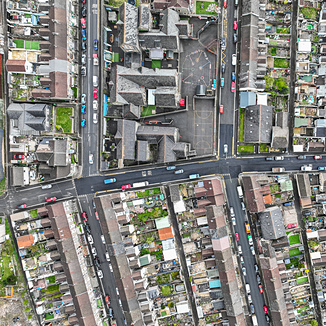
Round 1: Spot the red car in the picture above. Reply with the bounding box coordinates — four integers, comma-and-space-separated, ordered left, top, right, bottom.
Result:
82, 212, 88, 222
14, 154, 25, 159
223, 0, 227, 7
288, 223, 297, 229
258, 284, 263, 293
219, 105, 224, 114
233, 20, 238, 30
81, 0, 86, 3
263, 305, 268, 314
81, 18, 86, 29
95, 211, 99, 220
231, 82, 235, 92
121, 184, 131, 189
235, 233, 239, 241
180, 98, 185, 107
46, 197, 57, 203
93, 88, 98, 99
16, 204, 26, 209
105, 295, 110, 305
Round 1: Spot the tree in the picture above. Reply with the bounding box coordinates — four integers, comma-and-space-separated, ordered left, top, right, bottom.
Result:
310, 320, 318, 326
30, 244, 39, 254
298, 263, 305, 269
275, 78, 286, 90
264, 75, 274, 90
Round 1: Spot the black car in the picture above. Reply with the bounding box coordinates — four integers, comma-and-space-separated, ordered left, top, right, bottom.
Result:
221, 64, 225, 74
82, 6, 87, 17
94, 257, 101, 268
84, 224, 91, 233
82, 41, 87, 51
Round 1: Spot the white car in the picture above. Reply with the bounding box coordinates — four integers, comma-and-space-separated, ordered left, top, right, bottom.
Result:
81, 54, 86, 65
232, 217, 236, 226
101, 235, 105, 244
250, 245, 255, 256
105, 252, 110, 261
109, 264, 113, 272
97, 270, 103, 279
93, 100, 98, 110
248, 294, 252, 302
91, 247, 97, 256
242, 267, 246, 276
87, 234, 94, 245
89, 154, 94, 164
81, 94, 86, 104
93, 113, 98, 124
224, 144, 228, 154
41, 184, 52, 190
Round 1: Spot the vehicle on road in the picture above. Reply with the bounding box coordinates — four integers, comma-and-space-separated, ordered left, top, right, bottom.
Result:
224, 144, 228, 153
81, 104, 86, 113
266, 157, 274, 161
242, 267, 246, 276
166, 166, 176, 170
230, 207, 235, 217
97, 270, 103, 279
232, 217, 236, 226
212, 79, 216, 90
318, 166, 326, 171
189, 174, 199, 179
14, 154, 25, 159
87, 234, 93, 244
82, 41, 87, 51
298, 155, 306, 159
233, 20, 238, 30
81, 54, 86, 65
248, 235, 253, 245
235, 233, 239, 241
258, 284, 263, 293
221, 77, 224, 88
231, 72, 235, 81
248, 294, 252, 302
232, 54, 236, 65
252, 314, 258, 326
106, 252, 110, 261
133, 181, 149, 188
121, 184, 131, 189
46, 197, 56, 202
246, 283, 251, 294
233, 33, 237, 43
93, 76, 98, 87
250, 303, 255, 314
81, 94, 86, 103
81, 18, 86, 29
93, 53, 99, 65
256, 274, 261, 283
41, 184, 52, 190
93, 100, 98, 110
221, 64, 225, 73
231, 81, 235, 92
238, 245, 242, 254
250, 245, 255, 255
81, 66, 86, 76
94, 39, 98, 50
105, 295, 110, 305
89, 154, 94, 164
81, 119, 86, 127
82, 6, 87, 16
275, 156, 284, 160
93, 113, 98, 124
237, 185, 243, 198
81, 29, 86, 41
110, 34, 114, 43
101, 235, 105, 244
223, 0, 227, 7
314, 155, 322, 160
221, 37, 226, 51
301, 164, 312, 171
104, 178, 117, 184
241, 202, 245, 210
263, 305, 268, 314
93, 88, 98, 99
245, 222, 250, 234
175, 169, 184, 174
91, 247, 97, 256
109, 264, 113, 272
265, 315, 270, 323
219, 104, 224, 114
82, 212, 87, 221
16, 204, 26, 209
84, 224, 91, 233
180, 98, 185, 106
95, 211, 99, 220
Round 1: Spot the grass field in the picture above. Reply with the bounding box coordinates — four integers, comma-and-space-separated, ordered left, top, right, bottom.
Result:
196, 1, 218, 14
289, 234, 301, 245
238, 108, 244, 142
152, 60, 161, 69
113, 52, 119, 62
30, 209, 38, 218
238, 145, 255, 154
161, 285, 172, 296
56, 107, 73, 133
297, 276, 308, 284
289, 248, 301, 257
141, 105, 156, 117
274, 58, 289, 68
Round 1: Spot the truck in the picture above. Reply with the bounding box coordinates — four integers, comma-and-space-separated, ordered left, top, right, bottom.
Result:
93, 53, 99, 65
132, 181, 149, 188
104, 178, 116, 184
252, 314, 258, 326
301, 164, 312, 171
189, 174, 200, 179
237, 186, 243, 198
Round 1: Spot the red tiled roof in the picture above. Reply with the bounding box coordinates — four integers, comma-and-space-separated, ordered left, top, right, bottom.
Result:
158, 226, 173, 240
17, 234, 34, 248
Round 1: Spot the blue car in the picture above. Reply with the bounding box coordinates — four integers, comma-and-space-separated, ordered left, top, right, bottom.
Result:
318, 166, 326, 171
221, 77, 224, 88
81, 105, 86, 114
94, 39, 98, 50
82, 29, 87, 41
166, 166, 176, 170
231, 72, 235, 81
81, 119, 86, 127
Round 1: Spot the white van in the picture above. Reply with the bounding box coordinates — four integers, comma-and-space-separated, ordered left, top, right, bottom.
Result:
232, 54, 237, 66
93, 76, 98, 87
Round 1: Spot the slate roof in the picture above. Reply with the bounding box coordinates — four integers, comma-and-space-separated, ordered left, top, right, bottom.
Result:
123, 103, 141, 119
244, 105, 273, 143
296, 173, 311, 198
271, 126, 289, 149
115, 120, 138, 160
138, 4, 151, 32
161, 8, 180, 35
154, 87, 177, 107
258, 206, 286, 240
12, 166, 24, 186
137, 125, 178, 142
35, 139, 68, 167
136, 140, 149, 162
139, 32, 179, 50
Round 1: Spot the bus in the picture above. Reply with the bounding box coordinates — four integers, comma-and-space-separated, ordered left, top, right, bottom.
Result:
133, 181, 149, 188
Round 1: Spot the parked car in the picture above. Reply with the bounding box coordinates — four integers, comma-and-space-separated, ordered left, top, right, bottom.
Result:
92, 247, 97, 256
275, 156, 284, 160
81, 104, 86, 113
14, 154, 25, 159
93, 113, 98, 124
81, 18, 86, 29
265, 315, 270, 322
95, 211, 99, 220
231, 81, 235, 92
263, 305, 268, 314
231, 72, 235, 81
166, 166, 176, 170
82, 212, 87, 221
250, 304, 255, 314
81, 0, 86, 3
288, 223, 297, 228
242, 267, 246, 276
221, 77, 225, 88
174, 169, 184, 174
97, 270, 103, 279
219, 104, 224, 114
258, 284, 263, 293
265, 157, 274, 161
232, 217, 236, 226
105, 295, 110, 305
235, 233, 239, 241
81, 29, 87, 41
82, 6, 87, 16
298, 155, 306, 160
106, 252, 110, 261
94, 39, 98, 50
250, 245, 255, 255
221, 64, 225, 74
256, 274, 261, 283
248, 294, 252, 302
81, 119, 86, 127
101, 235, 105, 244
93, 100, 98, 110
94, 257, 100, 268
314, 155, 322, 160
87, 234, 93, 244
81, 53, 86, 65
233, 33, 237, 43
81, 66, 86, 76
84, 224, 91, 233
110, 34, 114, 43
81, 93, 86, 103
224, 144, 228, 153
93, 88, 98, 99
41, 184, 52, 190
89, 154, 94, 164
223, 0, 227, 7
46, 197, 56, 202
233, 20, 238, 30
318, 166, 326, 171
121, 184, 131, 189
254, 264, 259, 273
16, 204, 26, 209
180, 98, 185, 107
82, 41, 87, 50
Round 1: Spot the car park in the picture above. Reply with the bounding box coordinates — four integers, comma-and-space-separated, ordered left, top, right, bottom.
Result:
16, 204, 26, 209
46, 197, 56, 202
81, 18, 86, 29
219, 104, 224, 114
166, 166, 176, 170
81, 119, 86, 127
94, 39, 98, 50
14, 154, 25, 159
81, 94, 86, 103
231, 72, 235, 81
263, 305, 268, 314
121, 184, 131, 189
231, 81, 235, 92
93, 88, 98, 99
89, 154, 94, 164
87, 234, 93, 244
258, 284, 263, 293
81, 105, 86, 113
97, 270, 103, 279
174, 169, 184, 174
82, 6, 87, 16
235, 233, 239, 241
314, 155, 322, 160
81, 54, 86, 65
233, 20, 238, 30
82, 212, 87, 221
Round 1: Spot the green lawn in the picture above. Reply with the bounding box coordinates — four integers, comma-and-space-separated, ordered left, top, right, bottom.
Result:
300, 7, 319, 20
297, 276, 308, 284
238, 108, 245, 142
274, 58, 289, 68
161, 311, 167, 316
2, 256, 12, 280
259, 144, 269, 153
289, 248, 302, 257
31, 41, 39, 50
25, 41, 31, 49
270, 184, 279, 193
30, 209, 38, 218
113, 52, 119, 62
289, 234, 301, 245
13, 40, 24, 48
56, 107, 73, 133
152, 60, 161, 69
47, 275, 55, 284
238, 145, 254, 154
141, 105, 156, 117
45, 313, 54, 320
269, 40, 278, 46
268, 47, 277, 56
42, 284, 59, 294
161, 285, 172, 296
277, 27, 290, 34
196, 1, 218, 15
0, 178, 6, 193
71, 87, 78, 98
